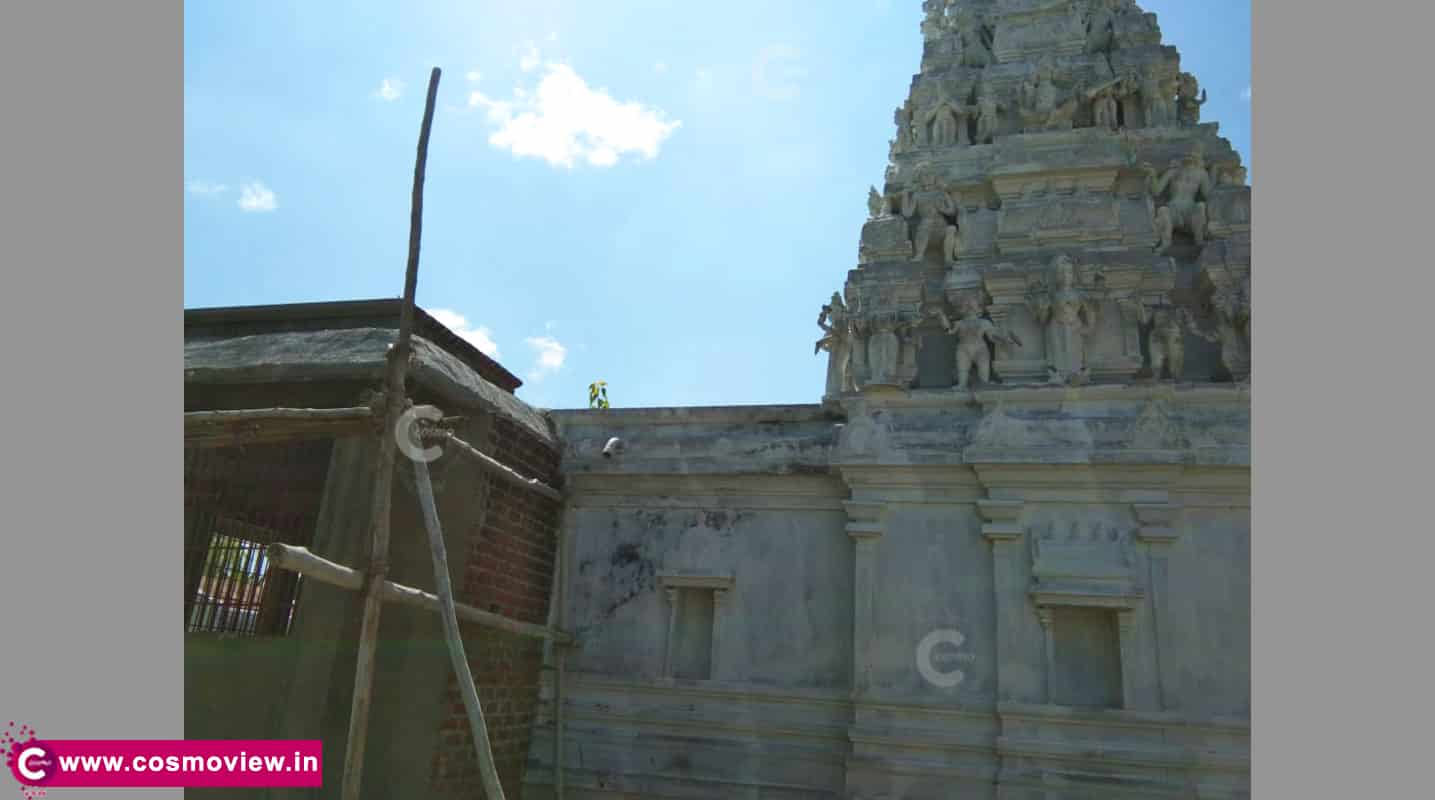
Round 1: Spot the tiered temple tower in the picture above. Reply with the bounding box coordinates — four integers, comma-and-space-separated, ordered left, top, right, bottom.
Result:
818, 0, 1250, 398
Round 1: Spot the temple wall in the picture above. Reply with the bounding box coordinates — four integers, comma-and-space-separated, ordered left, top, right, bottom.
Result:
524, 390, 1249, 799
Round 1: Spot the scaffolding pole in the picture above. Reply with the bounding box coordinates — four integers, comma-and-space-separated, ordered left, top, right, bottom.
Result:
340, 65, 441, 800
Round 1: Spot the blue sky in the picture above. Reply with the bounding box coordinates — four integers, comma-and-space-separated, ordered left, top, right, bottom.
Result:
184, 0, 1250, 411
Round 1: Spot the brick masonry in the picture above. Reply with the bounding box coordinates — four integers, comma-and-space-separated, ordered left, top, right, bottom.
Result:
430, 416, 563, 798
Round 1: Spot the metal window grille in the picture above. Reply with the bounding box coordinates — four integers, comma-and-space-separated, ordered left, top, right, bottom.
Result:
184, 439, 333, 636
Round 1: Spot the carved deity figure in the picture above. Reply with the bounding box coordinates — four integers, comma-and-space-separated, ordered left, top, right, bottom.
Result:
901, 166, 960, 263
1143, 147, 1213, 253
864, 311, 917, 387
931, 293, 1022, 390
1027, 254, 1106, 385
923, 85, 970, 147
1078, 0, 1119, 54
953, 10, 996, 68
867, 186, 889, 219
1140, 70, 1175, 127
1175, 72, 1208, 127
1020, 61, 1078, 131
1127, 301, 1192, 380
1189, 278, 1251, 381
815, 292, 854, 396
1085, 76, 1124, 131
973, 83, 1006, 144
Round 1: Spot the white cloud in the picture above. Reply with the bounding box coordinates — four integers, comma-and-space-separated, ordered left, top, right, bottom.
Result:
237, 181, 277, 212
467, 63, 680, 169
1240, 86, 1251, 101
654, 61, 668, 74
524, 335, 567, 382
429, 309, 501, 358
374, 78, 405, 102
466, 71, 482, 82
186, 180, 228, 195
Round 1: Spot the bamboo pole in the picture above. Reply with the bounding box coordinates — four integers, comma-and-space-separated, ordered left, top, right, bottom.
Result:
265, 543, 574, 645
428, 430, 565, 503
413, 458, 507, 800
340, 65, 442, 800
553, 525, 568, 799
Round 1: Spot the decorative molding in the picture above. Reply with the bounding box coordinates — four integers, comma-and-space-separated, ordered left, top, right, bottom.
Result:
844, 499, 887, 541
978, 499, 1025, 541
657, 573, 736, 592
1029, 587, 1144, 610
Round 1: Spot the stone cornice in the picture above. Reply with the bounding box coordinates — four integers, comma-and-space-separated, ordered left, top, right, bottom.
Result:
657, 573, 735, 592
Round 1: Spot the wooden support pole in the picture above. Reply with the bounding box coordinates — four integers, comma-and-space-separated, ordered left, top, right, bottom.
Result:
341, 65, 441, 800
429, 430, 565, 503
413, 458, 507, 800
553, 525, 568, 799
266, 544, 574, 645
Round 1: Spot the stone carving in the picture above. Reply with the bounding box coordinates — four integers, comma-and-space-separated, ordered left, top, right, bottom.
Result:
815, 292, 854, 397
1131, 395, 1187, 450
1026, 254, 1107, 385
930, 292, 1023, 390
1138, 69, 1175, 128
1143, 146, 1213, 253
1216, 162, 1249, 186
863, 311, 918, 387
836, 410, 894, 457
901, 165, 961, 263
1078, 0, 1119, 54
970, 399, 1096, 451
893, 100, 918, 153
1084, 74, 1127, 131
922, 84, 970, 147
1019, 60, 1079, 131
973, 81, 1007, 144
1031, 520, 1137, 575
921, 0, 948, 42
1176, 72, 1207, 127
867, 186, 889, 219
1190, 275, 1251, 381
953, 9, 996, 68
1126, 301, 1193, 380
849, 313, 871, 387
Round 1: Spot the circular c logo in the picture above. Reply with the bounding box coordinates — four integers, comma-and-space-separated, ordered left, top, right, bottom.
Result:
395, 405, 444, 463
14, 743, 57, 785
916, 628, 968, 689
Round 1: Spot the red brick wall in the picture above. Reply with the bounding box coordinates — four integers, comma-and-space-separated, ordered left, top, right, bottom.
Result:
431, 416, 563, 798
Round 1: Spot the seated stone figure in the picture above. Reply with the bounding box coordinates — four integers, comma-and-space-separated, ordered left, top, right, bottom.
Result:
901, 166, 960, 263
1143, 147, 1213, 253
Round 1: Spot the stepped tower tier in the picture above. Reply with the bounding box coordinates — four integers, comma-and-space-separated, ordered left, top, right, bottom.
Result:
826, 0, 1249, 399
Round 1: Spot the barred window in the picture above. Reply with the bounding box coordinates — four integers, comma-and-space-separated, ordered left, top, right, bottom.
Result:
184, 439, 332, 637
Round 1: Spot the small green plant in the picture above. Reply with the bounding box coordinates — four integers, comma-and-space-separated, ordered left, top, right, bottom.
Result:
588, 381, 610, 409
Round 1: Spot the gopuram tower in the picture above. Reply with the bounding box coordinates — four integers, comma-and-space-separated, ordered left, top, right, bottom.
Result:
819, 0, 1250, 398
811, 2, 1252, 797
